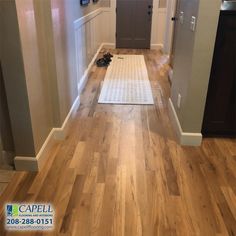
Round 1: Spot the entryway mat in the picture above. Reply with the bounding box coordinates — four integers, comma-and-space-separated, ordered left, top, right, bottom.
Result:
98, 55, 154, 105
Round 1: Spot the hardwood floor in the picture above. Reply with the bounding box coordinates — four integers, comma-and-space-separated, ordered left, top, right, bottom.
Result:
0, 49, 236, 236
0, 170, 14, 195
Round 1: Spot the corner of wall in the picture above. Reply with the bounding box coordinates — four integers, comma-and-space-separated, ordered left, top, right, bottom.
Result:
14, 95, 81, 171
168, 98, 202, 146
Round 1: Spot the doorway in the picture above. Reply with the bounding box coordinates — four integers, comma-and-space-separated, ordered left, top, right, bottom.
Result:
116, 0, 154, 49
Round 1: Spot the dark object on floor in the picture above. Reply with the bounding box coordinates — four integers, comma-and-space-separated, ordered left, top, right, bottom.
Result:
96, 58, 109, 67
96, 52, 113, 67
103, 52, 113, 64
104, 52, 113, 59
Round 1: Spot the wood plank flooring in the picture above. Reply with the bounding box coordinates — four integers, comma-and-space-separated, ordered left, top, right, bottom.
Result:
0, 49, 236, 236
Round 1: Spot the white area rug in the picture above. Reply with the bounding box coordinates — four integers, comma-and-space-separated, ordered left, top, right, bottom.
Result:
98, 55, 154, 105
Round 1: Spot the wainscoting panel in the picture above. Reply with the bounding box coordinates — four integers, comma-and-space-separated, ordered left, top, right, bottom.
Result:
74, 9, 103, 93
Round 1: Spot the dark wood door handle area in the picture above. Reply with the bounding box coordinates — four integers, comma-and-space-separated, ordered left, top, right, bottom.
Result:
148, 11, 152, 15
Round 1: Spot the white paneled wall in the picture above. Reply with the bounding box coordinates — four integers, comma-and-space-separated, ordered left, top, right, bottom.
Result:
74, 9, 104, 94
74, 5, 166, 95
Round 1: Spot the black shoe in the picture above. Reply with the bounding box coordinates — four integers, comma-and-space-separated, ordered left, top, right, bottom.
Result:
96, 58, 109, 67
103, 57, 112, 64
103, 52, 113, 59
105, 52, 113, 58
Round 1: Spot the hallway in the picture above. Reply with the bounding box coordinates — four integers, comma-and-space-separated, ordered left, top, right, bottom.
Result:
0, 49, 236, 236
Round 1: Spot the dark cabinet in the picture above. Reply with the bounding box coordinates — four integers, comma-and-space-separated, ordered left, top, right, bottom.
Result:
202, 3, 236, 136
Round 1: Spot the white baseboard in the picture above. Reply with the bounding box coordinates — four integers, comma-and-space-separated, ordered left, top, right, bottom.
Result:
102, 43, 115, 49
77, 42, 116, 95
53, 96, 80, 140
77, 43, 104, 94
168, 98, 202, 146
14, 128, 56, 171
14, 96, 81, 172
151, 44, 163, 50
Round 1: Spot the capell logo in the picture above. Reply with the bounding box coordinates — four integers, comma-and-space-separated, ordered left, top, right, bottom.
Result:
6, 205, 12, 217
6, 204, 19, 217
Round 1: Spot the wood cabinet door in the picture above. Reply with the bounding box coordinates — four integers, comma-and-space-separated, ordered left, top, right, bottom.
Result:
202, 12, 236, 136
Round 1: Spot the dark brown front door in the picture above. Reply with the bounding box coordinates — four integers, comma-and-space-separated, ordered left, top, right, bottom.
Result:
116, 0, 153, 49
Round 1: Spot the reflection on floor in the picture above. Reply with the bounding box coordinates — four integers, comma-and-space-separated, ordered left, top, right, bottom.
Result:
0, 49, 236, 236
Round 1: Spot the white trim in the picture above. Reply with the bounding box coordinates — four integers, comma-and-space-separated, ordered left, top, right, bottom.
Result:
77, 43, 104, 94
76, 42, 116, 96
76, 42, 115, 96
168, 98, 202, 146
14, 156, 39, 172
151, 44, 163, 50
53, 96, 80, 140
151, 4, 167, 49
14, 96, 81, 171
151, 0, 159, 46
102, 43, 115, 49
157, 8, 168, 13
74, 8, 103, 29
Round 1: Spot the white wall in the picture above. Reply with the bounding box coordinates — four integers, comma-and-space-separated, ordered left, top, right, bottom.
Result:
151, 1, 167, 50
